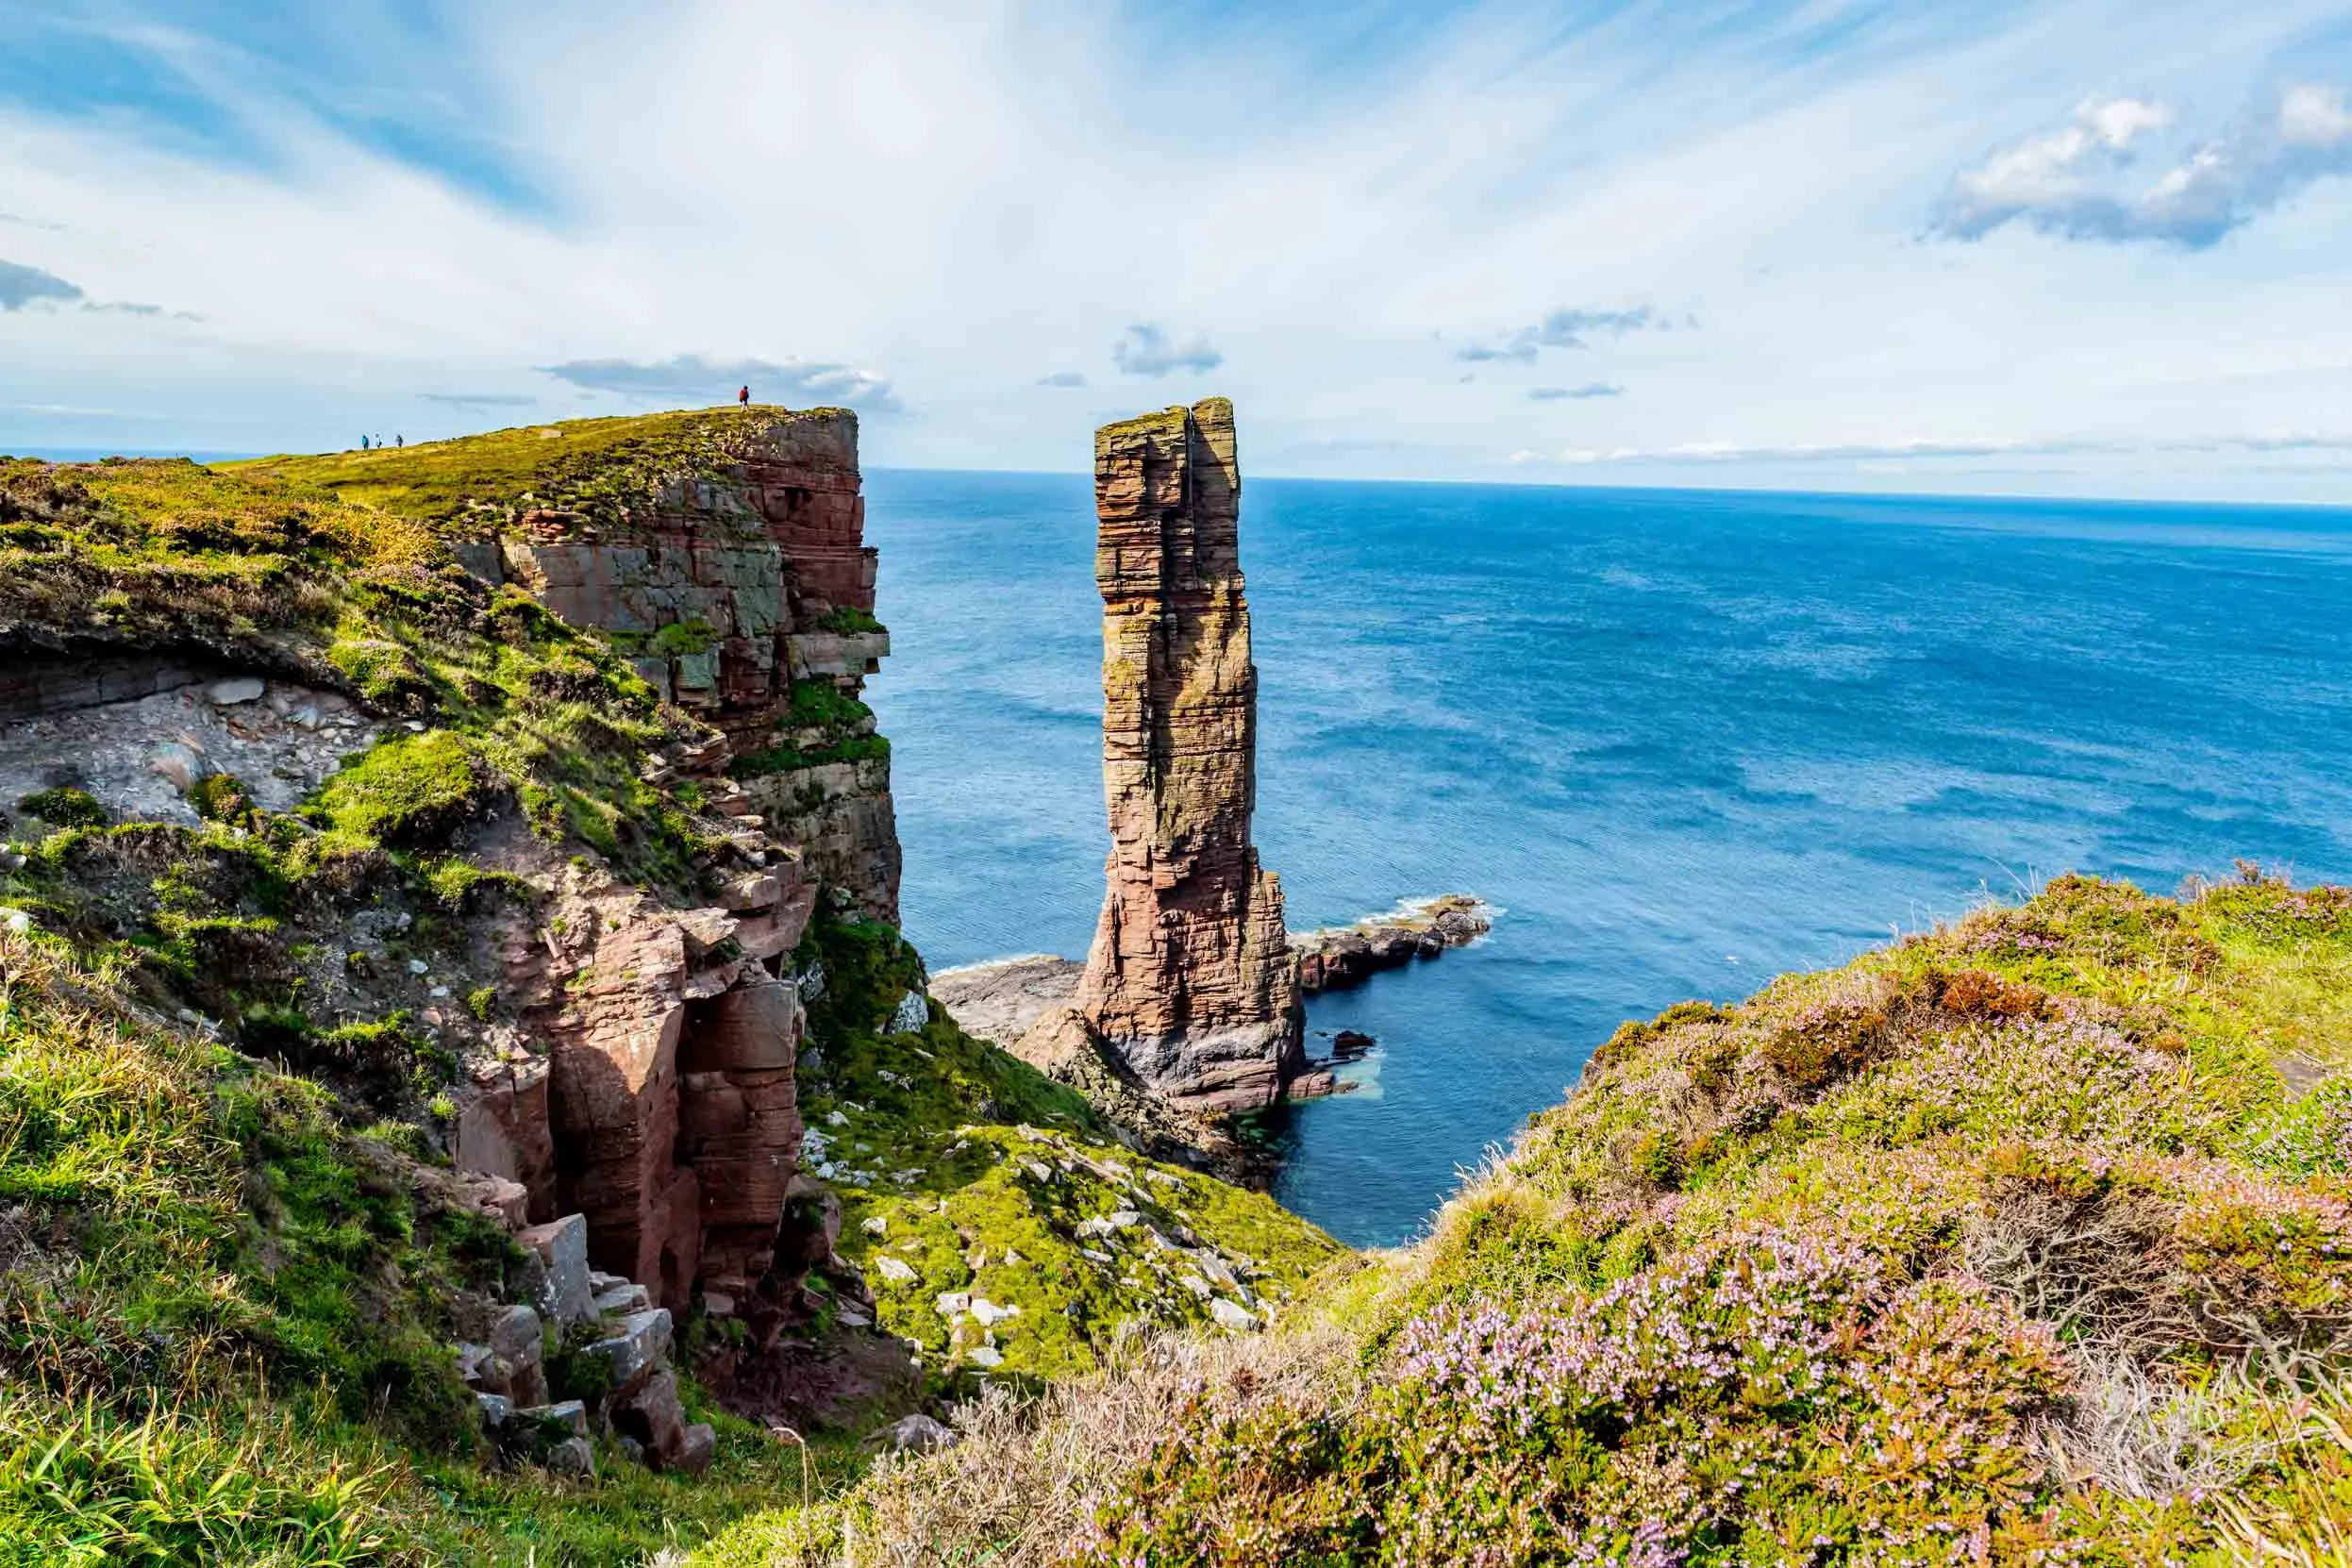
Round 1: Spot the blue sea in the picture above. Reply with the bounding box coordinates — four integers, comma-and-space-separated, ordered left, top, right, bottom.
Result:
860, 471, 2352, 1248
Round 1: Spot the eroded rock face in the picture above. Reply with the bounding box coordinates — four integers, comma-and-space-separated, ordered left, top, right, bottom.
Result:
500, 866, 817, 1313
464, 411, 898, 921
0, 656, 384, 828
428, 412, 910, 1329
1073, 399, 1303, 1111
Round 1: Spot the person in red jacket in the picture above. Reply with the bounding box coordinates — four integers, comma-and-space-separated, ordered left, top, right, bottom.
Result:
738, 385, 749, 409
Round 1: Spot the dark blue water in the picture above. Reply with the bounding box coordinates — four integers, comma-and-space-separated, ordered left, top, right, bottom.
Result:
861, 471, 2352, 1247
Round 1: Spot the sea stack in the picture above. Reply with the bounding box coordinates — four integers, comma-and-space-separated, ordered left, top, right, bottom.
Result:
1072, 398, 1304, 1111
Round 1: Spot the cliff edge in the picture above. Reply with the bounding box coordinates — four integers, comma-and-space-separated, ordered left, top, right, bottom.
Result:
0, 410, 1338, 1561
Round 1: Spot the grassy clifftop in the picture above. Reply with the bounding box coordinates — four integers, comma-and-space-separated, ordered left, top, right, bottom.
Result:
709, 870, 2352, 1565
226, 407, 843, 529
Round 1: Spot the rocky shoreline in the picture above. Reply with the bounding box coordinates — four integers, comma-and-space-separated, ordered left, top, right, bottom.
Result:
931, 892, 1497, 1116
1290, 893, 1495, 993
930, 894, 1494, 1050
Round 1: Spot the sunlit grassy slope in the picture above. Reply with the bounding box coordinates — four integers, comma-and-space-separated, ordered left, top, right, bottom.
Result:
699, 870, 2352, 1566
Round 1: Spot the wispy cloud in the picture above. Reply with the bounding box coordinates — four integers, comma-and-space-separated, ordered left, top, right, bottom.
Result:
1111, 323, 1222, 377
1458, 308, 1667, 364
1528, 382, 1623, 401
1938, 82, 2352, 248
419, 392, 537, 409
85, 299, 198, 319
3, 1, 2349, 497
0, 258, 193, 317
1511, 430, 2352, 465
1036, 370, 1087, 388
540, 353, 901, 413
0, 258, 83, 309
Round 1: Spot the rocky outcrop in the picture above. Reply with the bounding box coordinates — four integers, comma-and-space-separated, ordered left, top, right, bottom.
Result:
461, 411, 899, 921
930, 955, 1085, 1049
494, 866, 820, 1321
1292, 895, 1494, 993
448, 1206, 716, 1476
1065, 400, 1304, 1113
433, 412, 904, 1340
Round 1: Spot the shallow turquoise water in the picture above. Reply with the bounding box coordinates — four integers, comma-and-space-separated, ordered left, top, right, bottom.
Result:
860, 470, 2352, 1246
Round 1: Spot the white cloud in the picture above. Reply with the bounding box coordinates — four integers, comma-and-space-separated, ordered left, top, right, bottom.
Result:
0, 0, 2349, 497
1939, 80, 2352, 247
1110, 323, 1222, 378
1458, 308, 1665, 364
1036, 370, 1087, 388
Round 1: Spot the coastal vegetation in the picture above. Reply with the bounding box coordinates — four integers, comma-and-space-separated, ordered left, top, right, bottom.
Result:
8, 417, 2346, 1564
700, 869, 2352, 1564
225, 408, 842, 532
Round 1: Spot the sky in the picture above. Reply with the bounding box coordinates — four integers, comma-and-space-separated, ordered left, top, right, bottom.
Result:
2, 0, 2351, 501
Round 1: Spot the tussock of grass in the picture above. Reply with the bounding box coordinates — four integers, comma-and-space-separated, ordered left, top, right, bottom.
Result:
688, 1320, 1365, 1568
0, 1393, 409, 1567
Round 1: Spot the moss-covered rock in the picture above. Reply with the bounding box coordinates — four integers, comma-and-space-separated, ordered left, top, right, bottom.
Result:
789, 910, 1343, 1383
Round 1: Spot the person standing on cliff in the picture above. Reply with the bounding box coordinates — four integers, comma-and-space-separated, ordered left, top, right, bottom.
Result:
738, 385, 749, 409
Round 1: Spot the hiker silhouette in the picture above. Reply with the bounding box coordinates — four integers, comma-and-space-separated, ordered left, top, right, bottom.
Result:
738, 386, 749, 408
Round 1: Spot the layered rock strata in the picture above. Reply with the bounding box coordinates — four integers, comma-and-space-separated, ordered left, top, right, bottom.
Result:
478, 866, 819, 1319
1064, 399, 1304, 1113
460, 411, 899, 921
442, 411, 897, 1325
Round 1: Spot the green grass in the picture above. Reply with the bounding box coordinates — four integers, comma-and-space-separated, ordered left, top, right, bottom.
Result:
792, 911, 1343, 1386
725, 873, 2352, 1565
13, 790, 107, 829
809, 607, 884, 636
730, 733, 890, 780
226, 407, 845, 532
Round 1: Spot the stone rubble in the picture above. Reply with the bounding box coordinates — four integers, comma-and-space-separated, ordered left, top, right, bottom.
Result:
450, 1207, 715, 1475
0, 662, 377, 829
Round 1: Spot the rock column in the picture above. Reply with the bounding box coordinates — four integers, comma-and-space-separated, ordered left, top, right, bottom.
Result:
1074, 398, 1303, 1111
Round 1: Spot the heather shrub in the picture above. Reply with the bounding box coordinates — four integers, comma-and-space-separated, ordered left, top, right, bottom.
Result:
1081, 1229, 2073, 1565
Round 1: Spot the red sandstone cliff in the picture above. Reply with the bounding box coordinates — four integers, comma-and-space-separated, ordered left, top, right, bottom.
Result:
473, 411, 899, 922
448, 410, 892, 1323
1070, 399, 1304, 1111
